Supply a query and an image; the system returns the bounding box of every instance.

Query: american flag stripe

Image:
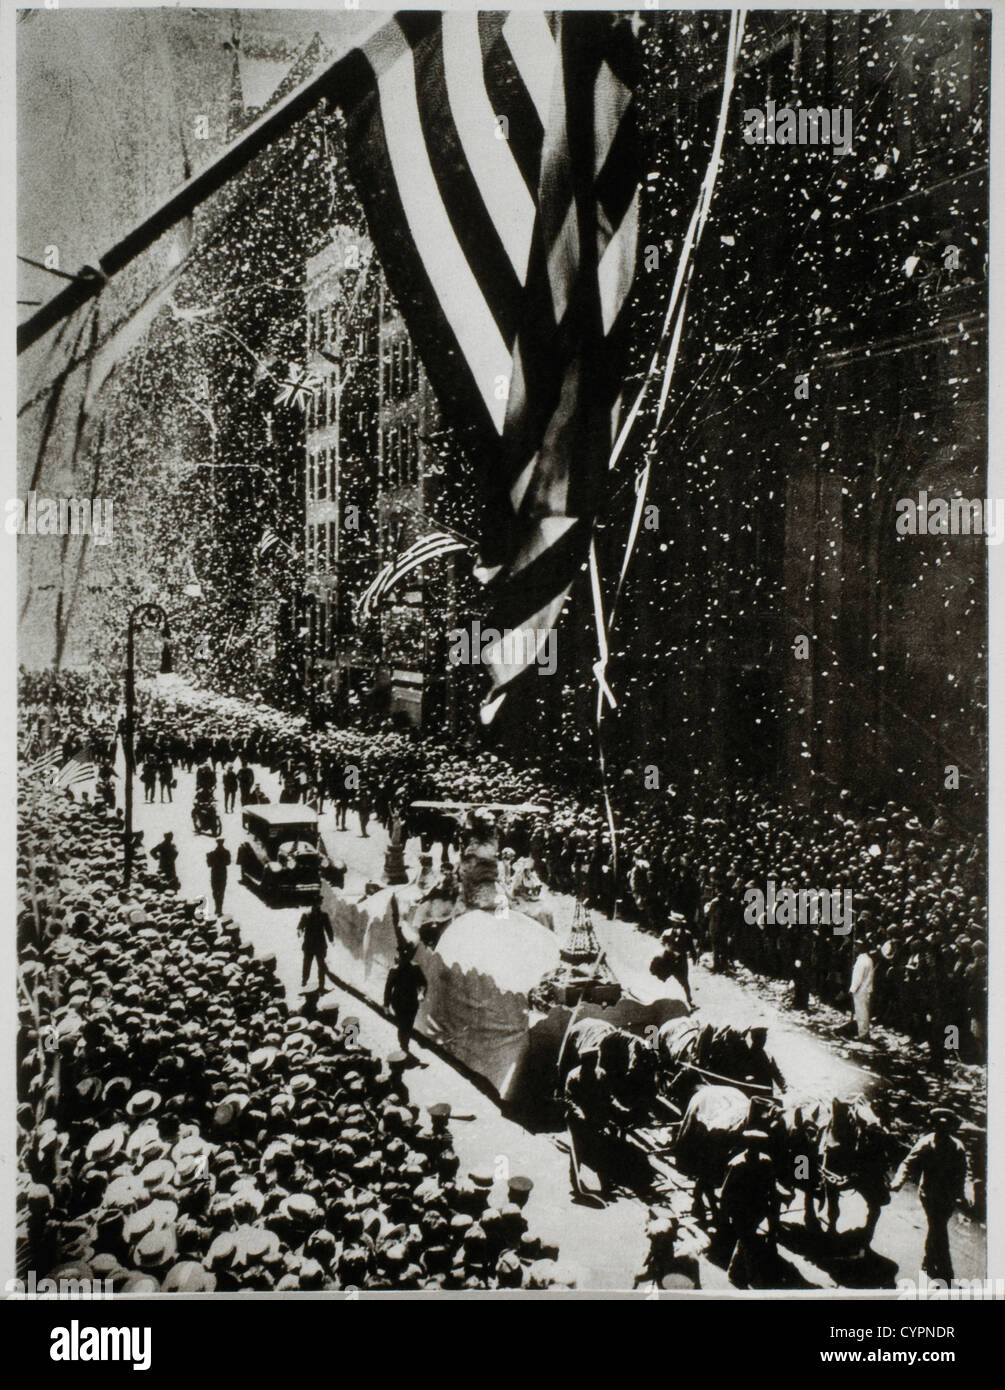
[500,11,559,131]
[478,14,548,193]
[480,585,570,714]
[352,19,511,433]
[440,13,535,285]
[336,10,641,719]
[359,532,467,621]
[25,748,61,779]
[408,15,525,341]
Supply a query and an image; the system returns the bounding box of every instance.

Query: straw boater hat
[126,1089,162,1119]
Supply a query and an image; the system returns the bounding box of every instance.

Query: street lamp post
[123,602,172,887]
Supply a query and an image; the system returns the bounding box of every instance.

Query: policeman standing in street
[892,1108,970,1283]
[206,837,231,917]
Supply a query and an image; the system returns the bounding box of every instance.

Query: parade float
[320,809,687,1111]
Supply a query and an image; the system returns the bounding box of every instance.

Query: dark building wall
[492,9,987,824]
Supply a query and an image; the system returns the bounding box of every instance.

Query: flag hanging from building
[334,10,641,719]
[358,531,468,624]
[258,526,282,558]
[273,363,322,411]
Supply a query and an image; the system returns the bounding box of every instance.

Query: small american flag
[54,756,98,790]
[258,525,282,558]
[358,531,468,623]
[24,748,61,782]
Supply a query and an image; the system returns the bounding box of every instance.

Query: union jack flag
[273,363,323,411]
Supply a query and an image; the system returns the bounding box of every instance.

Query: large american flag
[334,11,641,720]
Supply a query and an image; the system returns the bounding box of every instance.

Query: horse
[558,1018,661,1196]
[816,1096,891,1244]
[657,1019,786,1105]
[559,1019,659,1129]
[404,804,458,867]
[673,1084,753,1226]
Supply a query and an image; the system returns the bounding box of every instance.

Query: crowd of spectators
[20,669,988,1067]
[17,767,570,1290]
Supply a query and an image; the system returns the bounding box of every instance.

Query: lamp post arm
[123,601,169,887]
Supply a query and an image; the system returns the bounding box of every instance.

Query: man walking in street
[206,837,231,917]
[298,893,336,992]
[892,1109,970,1283]
[385,898,426,1062]
[141,755,158,805]
[330,763,349,831]
[222,764,239,814]
[718,1130,780,1288]
[158,750,175,804]
[237,762,255,807]
[650,917,697,1009]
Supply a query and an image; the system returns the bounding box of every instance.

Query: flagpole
[18,17,386,355]
[390,499,477,550]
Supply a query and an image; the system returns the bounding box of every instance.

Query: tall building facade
[520,6,990,825]
[303,229,454,727]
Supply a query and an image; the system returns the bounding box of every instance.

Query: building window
[408,340,418,395]
[307,452,316,503]
[406,418,418,484]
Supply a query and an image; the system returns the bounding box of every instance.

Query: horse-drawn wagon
[321,806,686,1111]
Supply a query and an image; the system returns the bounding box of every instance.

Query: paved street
[122,756,986,1291]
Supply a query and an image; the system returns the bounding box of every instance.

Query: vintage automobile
[237,804,330,902]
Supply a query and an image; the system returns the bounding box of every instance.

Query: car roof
[243,804,319,828]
